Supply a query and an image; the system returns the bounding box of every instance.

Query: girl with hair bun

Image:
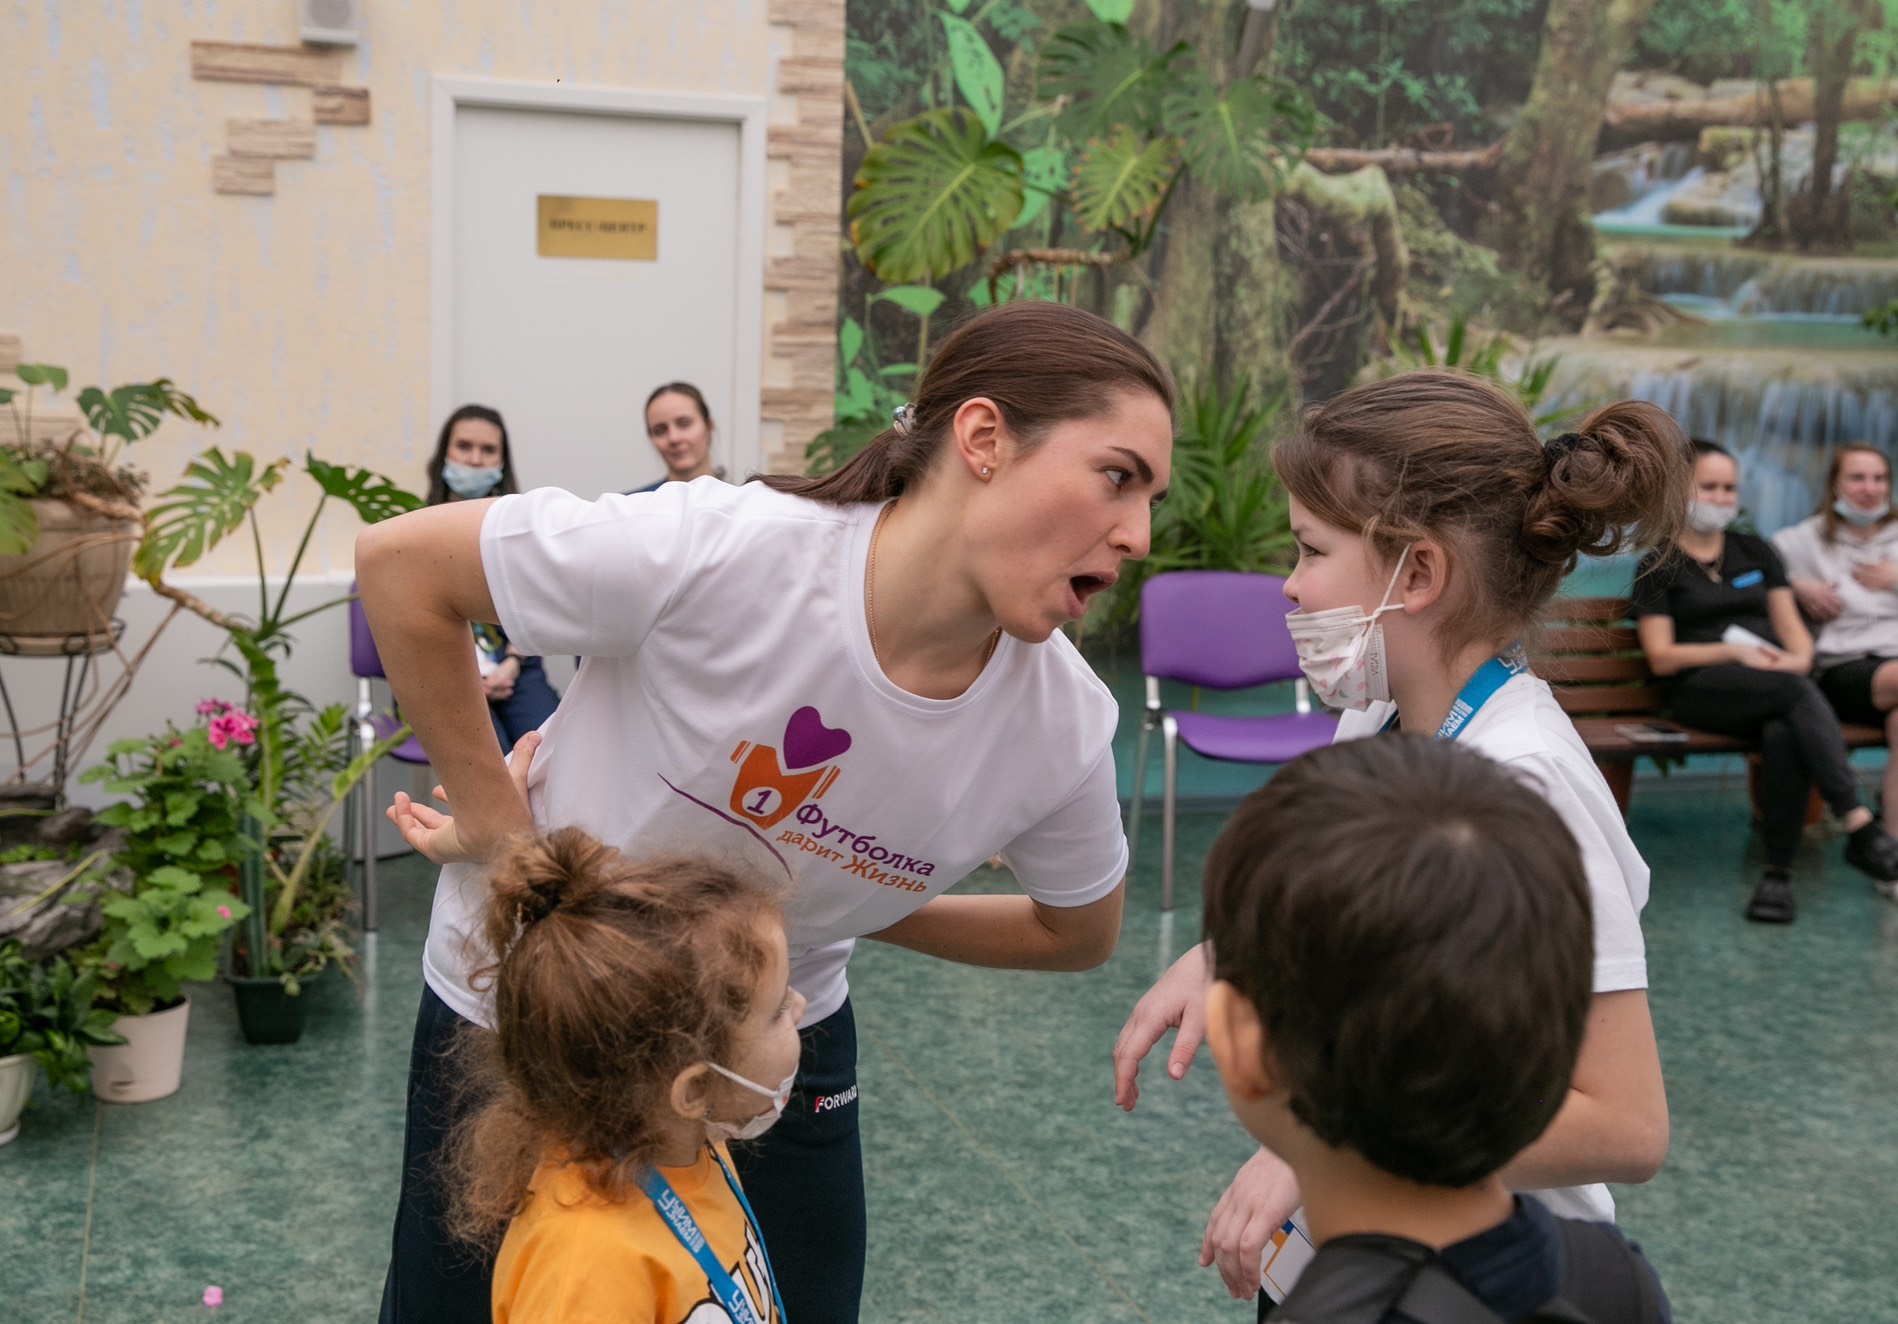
[359,300,1175,1323]
[1635,440,1898,924]
[1113,369,1686,1307]
[449,829,798,1324]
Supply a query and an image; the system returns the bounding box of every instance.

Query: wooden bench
[1537,596,1886,814]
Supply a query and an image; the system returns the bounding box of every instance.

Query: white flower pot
[0,1052,34,1145]
[87,997,190,1104]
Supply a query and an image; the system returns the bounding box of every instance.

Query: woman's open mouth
[1066,573,1116,614]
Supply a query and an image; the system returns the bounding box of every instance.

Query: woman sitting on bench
[1633,439,1898,924]
[1772,444,1898,828]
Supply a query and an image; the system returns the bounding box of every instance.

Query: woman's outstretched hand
[387,731,541,864]
[1112,941,1214,1111]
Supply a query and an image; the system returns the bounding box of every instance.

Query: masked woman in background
[1772,443,1898,831]
[423,404,561,750]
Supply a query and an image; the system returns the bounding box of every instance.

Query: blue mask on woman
[443,460,505,499]
[1833,497,1890,527]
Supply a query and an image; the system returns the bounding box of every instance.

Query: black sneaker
[1843,828,1898,882]
[1745,875,1796,924]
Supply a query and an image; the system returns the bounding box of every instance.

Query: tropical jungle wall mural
[827,0,1898,607]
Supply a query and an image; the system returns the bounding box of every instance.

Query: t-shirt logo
[727,706,852,830]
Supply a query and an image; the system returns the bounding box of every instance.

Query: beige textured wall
[2,1,841,579]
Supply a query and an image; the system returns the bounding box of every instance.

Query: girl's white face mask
[1284,551,1410,712]
[1686,499,1738,535]
[703,1061,797,1143]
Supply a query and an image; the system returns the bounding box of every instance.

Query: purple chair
[1127,571,1339,910]
[345,591,431,932]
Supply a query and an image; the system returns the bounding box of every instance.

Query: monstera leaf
[1038,22,1180,142]
[305,455,423,525]
[78,379,219,445]
[848,109,1024,284]
[135,449,289,579]
[1071,128,1178,235]
[1164,69,1316,201]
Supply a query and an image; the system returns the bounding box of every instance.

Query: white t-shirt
[1337,672,1651,1224]
[1770,514,1898,667]
[421,478,1128,1030]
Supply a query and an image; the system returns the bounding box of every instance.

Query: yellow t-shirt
[494,1145,781,1324]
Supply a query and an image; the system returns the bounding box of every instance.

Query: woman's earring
[980,466,991,477]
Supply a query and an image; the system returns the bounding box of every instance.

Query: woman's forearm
[866,889,1123,972]
[356,506,534,848]
[1645,640,1736,676]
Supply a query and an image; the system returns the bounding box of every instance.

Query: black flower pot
[227,975,307,1045]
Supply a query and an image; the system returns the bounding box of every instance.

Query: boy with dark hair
[1201,736,1670,1324]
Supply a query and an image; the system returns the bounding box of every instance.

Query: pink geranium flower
[206,709,260,750]
[196,699,226,716]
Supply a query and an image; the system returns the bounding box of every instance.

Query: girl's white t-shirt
[1337,672,1651,1225]
[1770,514,1898,666]
[421,479,1128,1031]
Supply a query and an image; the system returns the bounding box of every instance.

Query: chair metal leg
[1161,715,1180,912]
[361,755,379,934]
[1126,712,1155,872]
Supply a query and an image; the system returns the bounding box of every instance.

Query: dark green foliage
[1104,375,1296,629]
[1630,0,1765,82]
[0,939,123,1094]
[1277,0,1548,148]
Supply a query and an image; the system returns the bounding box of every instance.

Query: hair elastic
[1544,432,1587,469]
[523,880,562,921]
[891,403,915,437]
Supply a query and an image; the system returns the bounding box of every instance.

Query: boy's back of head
[1202,734,1594,1188]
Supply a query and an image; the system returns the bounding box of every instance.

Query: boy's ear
[1399,539,1451,614]
[1205,979,1277,1101]
[669,1064,714,1121]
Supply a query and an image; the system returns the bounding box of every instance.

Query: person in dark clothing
[1633,439,1898,923]
[1201,737,1672,1324]
[424,404,561,750]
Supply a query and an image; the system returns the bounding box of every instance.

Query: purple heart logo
[782,706,852,770]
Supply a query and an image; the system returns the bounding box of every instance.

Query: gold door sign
[536,196,658,260]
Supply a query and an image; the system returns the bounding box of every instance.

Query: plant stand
[227,976,307,1045]
[0,621,122,809]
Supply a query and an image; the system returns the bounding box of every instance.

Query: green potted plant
[0,937,122,1143]
[0,362,215,639]
[77,719,251,1101]
[131,450,420,1043]
[206,696,401,1045]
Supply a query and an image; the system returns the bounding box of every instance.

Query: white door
[450,104,744,498]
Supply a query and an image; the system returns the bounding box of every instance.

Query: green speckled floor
[5,775,1896,1321]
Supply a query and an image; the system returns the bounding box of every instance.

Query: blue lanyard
[1380,644,1528,741]
[639,1148,781,1324]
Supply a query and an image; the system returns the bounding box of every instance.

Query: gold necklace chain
[866,501,1000,671]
